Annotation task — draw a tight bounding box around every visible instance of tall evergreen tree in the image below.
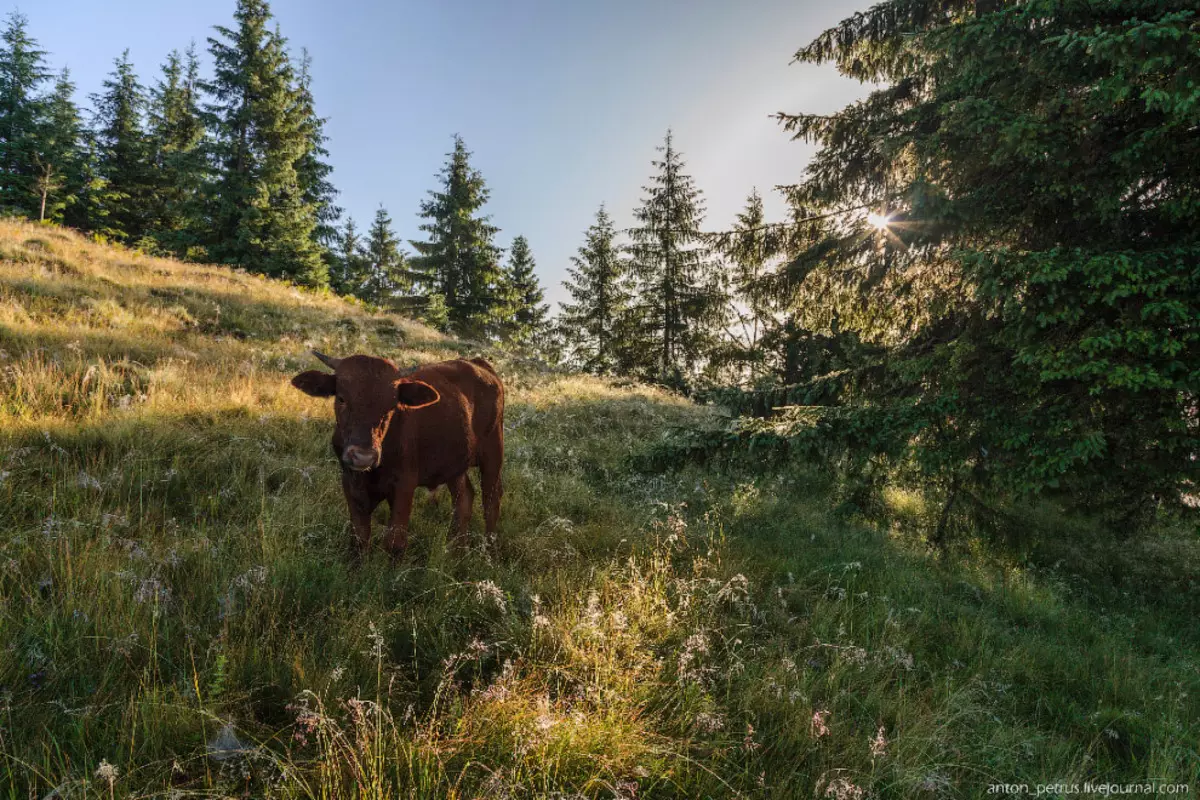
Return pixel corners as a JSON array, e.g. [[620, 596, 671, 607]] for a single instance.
[[713, 188, 779, 381], [294, 49, 340, 250], [91, 50, 153, 243], [497, 235, 549, 344], [628, 130, 724, 387], [361, 205, 409, 306], [331, 216, 369, 297], [410, 135, 503, 335], [560, 205, 633, 374], [147, 44, 206, 256], [766, 0, 1200, 528], [204, 0, 325, 285], [0, 12, 49, 217], [32, 70, 84, 223]]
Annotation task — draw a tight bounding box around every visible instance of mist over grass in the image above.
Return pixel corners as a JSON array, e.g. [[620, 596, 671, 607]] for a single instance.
[[0, 220, 1196, 797]]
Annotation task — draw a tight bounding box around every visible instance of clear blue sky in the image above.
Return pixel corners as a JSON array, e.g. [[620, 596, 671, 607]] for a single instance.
[[20, 0, 869, 310]]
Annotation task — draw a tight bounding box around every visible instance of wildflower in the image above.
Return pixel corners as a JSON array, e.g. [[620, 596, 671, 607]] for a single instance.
[[870, 725, 889, 758], [94, 759, 118, 787], [677, 632, 710, 683], [881, 646, 915, 671], [75, 470, 102, 490], [811, 709, 830, 738], [232, 565, 268, 590], [133, 577, 171, 607], [473, 580, 507, 612], [716, 574, 750, 605], [693, 711, 725, 733], [824, 777, 865, 800], [743, 722, 761, 752], [365, 622, 385, 659], [919, 773, 951, 794]]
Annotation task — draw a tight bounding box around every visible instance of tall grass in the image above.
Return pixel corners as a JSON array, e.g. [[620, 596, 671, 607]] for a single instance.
[[0, 220, 1196, 798]]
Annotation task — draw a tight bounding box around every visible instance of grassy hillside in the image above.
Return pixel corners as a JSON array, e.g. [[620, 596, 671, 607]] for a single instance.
[[0, 220, 1196, 798]]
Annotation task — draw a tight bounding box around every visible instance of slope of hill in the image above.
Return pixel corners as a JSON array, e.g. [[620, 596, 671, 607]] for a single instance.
[[0, 220, 1196, 798]]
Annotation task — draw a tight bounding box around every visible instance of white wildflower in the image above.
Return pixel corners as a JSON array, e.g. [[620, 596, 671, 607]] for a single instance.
[[870, 725, 889, 758], [76, 471, 102, 491], [824, 777, 865, 800], [694, 711, 725, 733], [94, 759, 118, 786], [811, 709, 830, 738], [473, 580, 507, 612]]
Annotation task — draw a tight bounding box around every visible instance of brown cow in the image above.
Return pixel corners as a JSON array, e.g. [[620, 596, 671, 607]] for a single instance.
[[291, 351, 504, 558]]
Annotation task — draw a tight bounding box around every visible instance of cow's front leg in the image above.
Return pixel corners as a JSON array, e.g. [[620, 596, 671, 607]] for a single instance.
[[382, 477, 417, 559], [342, 472, 376, 560]]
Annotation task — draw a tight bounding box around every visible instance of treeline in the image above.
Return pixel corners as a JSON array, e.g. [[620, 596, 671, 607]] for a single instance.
[[555, 132, 814, 391], [562, 0, 1199, 535], [0, 1, 549, 342]]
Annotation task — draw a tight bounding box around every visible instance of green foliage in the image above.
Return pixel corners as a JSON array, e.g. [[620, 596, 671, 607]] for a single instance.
[[32, 70, 85, 224], [146, 45, 207, 258], [330, 215, 369, 296], [496, 235, 549, 345], [360, 205, 410, 306], [730, 0, 1200, 529], [559, 204, 635, 375], [202, 0, 326, 286], [628, 130, 727, 389], [0, 12, 49, 218], [410, 135, 504, 337], [293, 48, 341, 251], [90, 50, 154, 244]]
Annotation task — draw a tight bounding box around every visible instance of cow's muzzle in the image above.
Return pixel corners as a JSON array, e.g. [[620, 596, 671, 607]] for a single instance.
[[342, 445, 380, 472]]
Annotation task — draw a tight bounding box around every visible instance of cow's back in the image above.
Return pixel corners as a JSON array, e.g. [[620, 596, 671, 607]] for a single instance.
[[395, 359, 503, 486]]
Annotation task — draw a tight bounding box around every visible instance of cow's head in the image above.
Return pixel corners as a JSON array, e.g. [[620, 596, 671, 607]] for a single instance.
[[291, 351, 440, 471]]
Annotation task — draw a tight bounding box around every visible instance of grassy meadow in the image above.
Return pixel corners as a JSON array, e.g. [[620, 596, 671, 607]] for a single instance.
[[0, 219, 1197, 798]]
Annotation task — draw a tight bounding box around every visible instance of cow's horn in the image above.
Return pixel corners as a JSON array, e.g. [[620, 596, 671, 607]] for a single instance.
[[312, 350, 342, 370]]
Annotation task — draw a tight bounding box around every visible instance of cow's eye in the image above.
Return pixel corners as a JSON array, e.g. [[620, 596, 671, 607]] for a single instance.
[[336, 396, 345, 404]]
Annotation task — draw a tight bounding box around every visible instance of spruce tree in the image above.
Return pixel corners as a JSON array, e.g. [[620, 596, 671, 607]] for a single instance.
[[361, 205, 409, 306], [770, 0, 1200, 528], [560, 205, 633, 374], [628, 130, 724, 387], [204, 0, 325, 285], [715, 188, 778, 381], [294, 49, 340, 251], [497, 235, 549, 344], [147, 45, 206, 256], [331, 216, 369, 297], [410, 135, 503, 336], [91, 50, 153, 243], [0, 12, 49, 217], [33, 70, 84, 223]]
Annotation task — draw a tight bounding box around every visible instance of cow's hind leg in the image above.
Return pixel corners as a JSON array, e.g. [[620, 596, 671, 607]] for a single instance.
[[479, 436, 504, 543], [447, 473, 474, 542]]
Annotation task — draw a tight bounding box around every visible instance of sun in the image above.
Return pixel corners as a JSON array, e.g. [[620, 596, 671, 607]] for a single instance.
[[866, 212, 892, 230]]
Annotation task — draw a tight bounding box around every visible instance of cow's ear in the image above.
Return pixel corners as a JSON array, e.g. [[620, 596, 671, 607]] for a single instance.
[[292, 370, 336, 398], [397, 379, 440, 410]]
